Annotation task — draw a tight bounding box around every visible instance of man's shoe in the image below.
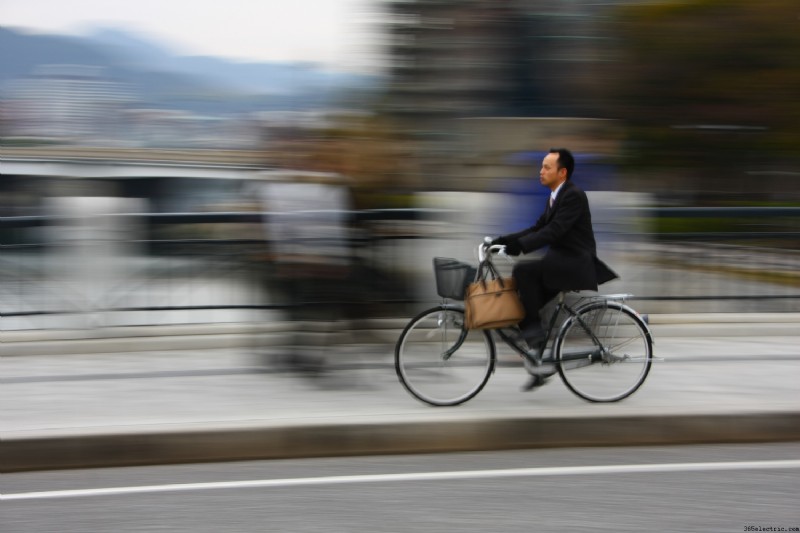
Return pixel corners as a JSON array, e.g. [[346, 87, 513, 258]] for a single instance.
[[520, 374, 550, 392]]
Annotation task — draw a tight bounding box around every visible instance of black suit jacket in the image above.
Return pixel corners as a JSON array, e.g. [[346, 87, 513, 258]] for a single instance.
[[506, 180, 617, 291]]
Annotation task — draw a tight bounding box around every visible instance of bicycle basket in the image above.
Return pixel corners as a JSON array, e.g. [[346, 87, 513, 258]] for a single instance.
[[433, 257, 477, 300]]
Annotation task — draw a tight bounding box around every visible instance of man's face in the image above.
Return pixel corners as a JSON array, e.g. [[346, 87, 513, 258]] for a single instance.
[[539, 152, 566, 190]]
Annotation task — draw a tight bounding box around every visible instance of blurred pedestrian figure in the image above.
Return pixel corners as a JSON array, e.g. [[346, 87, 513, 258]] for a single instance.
[[492, 148, 617, 389], [258, 173, 357, 374]]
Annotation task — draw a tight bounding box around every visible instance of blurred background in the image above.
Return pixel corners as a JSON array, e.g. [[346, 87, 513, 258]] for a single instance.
[[1, 0, 799, 334]]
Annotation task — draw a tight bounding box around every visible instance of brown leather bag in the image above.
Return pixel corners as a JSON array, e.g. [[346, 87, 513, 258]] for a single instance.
[[464, 261, 525, 330]]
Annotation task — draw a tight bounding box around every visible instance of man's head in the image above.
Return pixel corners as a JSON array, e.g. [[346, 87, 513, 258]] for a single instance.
[[540, 147, 574, 191]]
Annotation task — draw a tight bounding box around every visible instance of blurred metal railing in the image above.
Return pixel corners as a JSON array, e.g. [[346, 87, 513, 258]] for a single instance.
[[0, 209, 441, 329], [1, 206, 799, 327], [614, 206, 800, 313], [642, 206, 800, 241]]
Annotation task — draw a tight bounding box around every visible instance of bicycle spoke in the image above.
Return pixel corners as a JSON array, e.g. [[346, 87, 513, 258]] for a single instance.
[[557, 302, 652, 402], [396, 307, 494, 406]]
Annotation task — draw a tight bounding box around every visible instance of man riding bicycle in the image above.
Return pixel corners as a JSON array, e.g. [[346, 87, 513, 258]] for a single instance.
[[492, 148, 617, 390]]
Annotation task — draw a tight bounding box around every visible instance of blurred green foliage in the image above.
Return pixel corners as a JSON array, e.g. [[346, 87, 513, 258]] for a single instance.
[[608, 0, 800, 177]]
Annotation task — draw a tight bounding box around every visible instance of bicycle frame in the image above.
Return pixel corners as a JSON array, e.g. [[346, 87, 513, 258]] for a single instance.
[[494, 292, 572, 366], [449, 242, 654, 367], [397, 241, 654, 406], [495, 292, 654, 367], [434, 302, 470, 361]]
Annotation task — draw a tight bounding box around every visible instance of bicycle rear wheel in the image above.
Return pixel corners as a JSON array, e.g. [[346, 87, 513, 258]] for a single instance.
[[555, 301, 652, 402], [395, 306, 495, 406]]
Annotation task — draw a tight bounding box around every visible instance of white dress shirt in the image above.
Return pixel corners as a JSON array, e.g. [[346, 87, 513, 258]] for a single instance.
[[550, 181, 566, 207]]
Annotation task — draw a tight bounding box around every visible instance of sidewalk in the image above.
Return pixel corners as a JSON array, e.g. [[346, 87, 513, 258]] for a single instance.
[[2, 317, 799, 472]]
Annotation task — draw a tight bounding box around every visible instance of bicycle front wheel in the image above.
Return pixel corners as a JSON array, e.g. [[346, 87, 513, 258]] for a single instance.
[[555, 301, 652, 402], [395, 306, 495, 406]]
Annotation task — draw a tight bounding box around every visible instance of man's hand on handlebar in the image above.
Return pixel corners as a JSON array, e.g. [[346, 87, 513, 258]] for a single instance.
[[491, 235, 521, 256]]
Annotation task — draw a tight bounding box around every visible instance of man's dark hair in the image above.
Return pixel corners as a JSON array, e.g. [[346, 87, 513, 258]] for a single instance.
[[549, 147, 575, 179]]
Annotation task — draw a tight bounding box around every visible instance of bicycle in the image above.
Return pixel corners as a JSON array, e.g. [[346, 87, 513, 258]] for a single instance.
[[395, 238, 654, 406]]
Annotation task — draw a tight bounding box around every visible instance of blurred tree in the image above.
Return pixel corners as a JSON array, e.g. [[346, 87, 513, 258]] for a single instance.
[[606, 0, 800, 200], [291, 113, 420, 209]]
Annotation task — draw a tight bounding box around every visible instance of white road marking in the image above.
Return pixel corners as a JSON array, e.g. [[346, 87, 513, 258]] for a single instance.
[[4, 460, 800, 501]]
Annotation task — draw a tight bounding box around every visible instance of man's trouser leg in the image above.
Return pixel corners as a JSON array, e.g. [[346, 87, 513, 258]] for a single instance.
[[512, 260, 557, 330], [513, 260, 559, 384]]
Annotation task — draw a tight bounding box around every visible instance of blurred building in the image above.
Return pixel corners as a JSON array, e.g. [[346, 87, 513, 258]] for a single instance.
[[1, 64, 262, 149], [379, 0, 631, 189], [3, 64, 135, 145], [382, 0, 622, 122]]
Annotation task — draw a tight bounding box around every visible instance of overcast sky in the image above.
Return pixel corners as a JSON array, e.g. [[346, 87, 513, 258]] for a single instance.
[[0, 0, 380, 71]]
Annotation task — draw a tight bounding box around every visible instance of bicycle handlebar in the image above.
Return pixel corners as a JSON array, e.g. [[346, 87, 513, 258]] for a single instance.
[[478, 237, 508, 263]]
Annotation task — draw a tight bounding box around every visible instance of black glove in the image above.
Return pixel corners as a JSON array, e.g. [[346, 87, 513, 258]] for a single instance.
[[504, 238, 522, 256], [492, 236, 521, 256]]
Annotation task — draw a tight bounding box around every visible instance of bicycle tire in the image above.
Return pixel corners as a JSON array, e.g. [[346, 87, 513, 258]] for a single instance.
[[395, 306, 495, 406], [555, 300, 652, 402]]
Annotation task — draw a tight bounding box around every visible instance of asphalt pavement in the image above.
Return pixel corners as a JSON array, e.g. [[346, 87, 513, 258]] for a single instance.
[[5, 445, 799, 533], [1, 314, 799, 472]]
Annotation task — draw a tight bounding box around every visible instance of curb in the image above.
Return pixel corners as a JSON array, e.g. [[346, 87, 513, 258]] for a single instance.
[[3, 411, 800, 472]]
